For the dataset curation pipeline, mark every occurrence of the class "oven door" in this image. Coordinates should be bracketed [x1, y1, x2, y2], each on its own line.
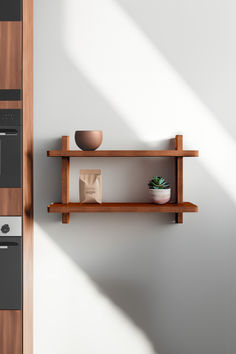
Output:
[0, 125, 22, 187]
[0, 237, 22, 309]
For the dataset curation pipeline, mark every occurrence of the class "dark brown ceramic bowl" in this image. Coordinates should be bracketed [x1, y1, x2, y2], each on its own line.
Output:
[75, 130, 103, 151]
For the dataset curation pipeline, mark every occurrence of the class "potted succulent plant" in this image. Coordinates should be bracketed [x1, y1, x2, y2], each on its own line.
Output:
[148, 176, 171, 204]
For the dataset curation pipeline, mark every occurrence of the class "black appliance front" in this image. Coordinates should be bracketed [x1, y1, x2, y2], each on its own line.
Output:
[0, 0, 22, 21]
[0, 236, 22, 309]
[0, 89, 22, 101]
[0, 109, 22, 188]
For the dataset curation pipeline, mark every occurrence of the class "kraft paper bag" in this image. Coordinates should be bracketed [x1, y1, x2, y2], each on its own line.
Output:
[79, 169, 102, 203]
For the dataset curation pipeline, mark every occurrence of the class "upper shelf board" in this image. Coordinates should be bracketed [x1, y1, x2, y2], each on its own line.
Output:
[47, 149, 199, 157]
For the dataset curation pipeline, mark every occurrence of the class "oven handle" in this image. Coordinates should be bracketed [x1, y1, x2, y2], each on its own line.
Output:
[0, 242, 19, 248]
[0, 129, 18, 136]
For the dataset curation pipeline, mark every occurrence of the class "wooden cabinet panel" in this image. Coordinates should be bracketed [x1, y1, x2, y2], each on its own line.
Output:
[0, 188, 22, 215]
[0, 22, 22, 89]
[0, 101, 22, 109]
[0, 311, 22, 354]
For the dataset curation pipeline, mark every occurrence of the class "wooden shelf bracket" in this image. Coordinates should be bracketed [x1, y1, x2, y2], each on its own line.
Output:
[175, 135, 184, 223]
[61, 136, 70, 223]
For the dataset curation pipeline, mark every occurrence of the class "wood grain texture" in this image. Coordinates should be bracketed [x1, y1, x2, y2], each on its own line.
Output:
[0, 188, 22, 215]
[48, 149, 199, 158]
[62, 136, 70, 223]
[0, 101, 22, 109]
[48, 202, 198, 214]
[0, 22, 22, 89]
[0, 311, 22, 354]
[23, 0, 33, 353]
[175, 135, 183, 223]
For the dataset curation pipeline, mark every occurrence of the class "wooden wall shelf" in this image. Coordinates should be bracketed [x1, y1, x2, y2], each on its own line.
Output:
[47, 135, 199, 224]
[48, 202, 198, 214]
[47, 150, 198, 158]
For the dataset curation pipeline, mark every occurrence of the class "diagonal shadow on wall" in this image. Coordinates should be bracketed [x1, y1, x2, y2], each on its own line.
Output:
[116, 0, 236, 141]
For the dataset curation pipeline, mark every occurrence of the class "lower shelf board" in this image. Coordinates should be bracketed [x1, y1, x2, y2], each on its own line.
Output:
[48, 202, 198, 214]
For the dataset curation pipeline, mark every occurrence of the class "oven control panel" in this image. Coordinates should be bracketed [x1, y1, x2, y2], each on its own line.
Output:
[0, 217, 22, 237]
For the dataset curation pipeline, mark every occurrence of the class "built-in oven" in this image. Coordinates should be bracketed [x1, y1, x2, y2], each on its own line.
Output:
[0, 109, 22, 188]
[0, 0, 22, 21]
[0, 217, 22, 310]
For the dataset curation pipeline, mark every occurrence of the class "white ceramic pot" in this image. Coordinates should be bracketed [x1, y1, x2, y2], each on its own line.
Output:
[149, 188, 171, 204]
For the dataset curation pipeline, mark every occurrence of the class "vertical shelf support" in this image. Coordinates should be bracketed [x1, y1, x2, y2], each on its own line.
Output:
[61, 136, 70, 223]
[175, 135, 183, 223]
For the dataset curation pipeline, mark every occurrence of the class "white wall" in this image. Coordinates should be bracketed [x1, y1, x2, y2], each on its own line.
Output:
[34, 1, 236, 353]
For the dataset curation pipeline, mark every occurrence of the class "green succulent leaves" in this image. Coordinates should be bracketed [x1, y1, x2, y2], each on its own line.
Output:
[148, 176, 170, 190]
